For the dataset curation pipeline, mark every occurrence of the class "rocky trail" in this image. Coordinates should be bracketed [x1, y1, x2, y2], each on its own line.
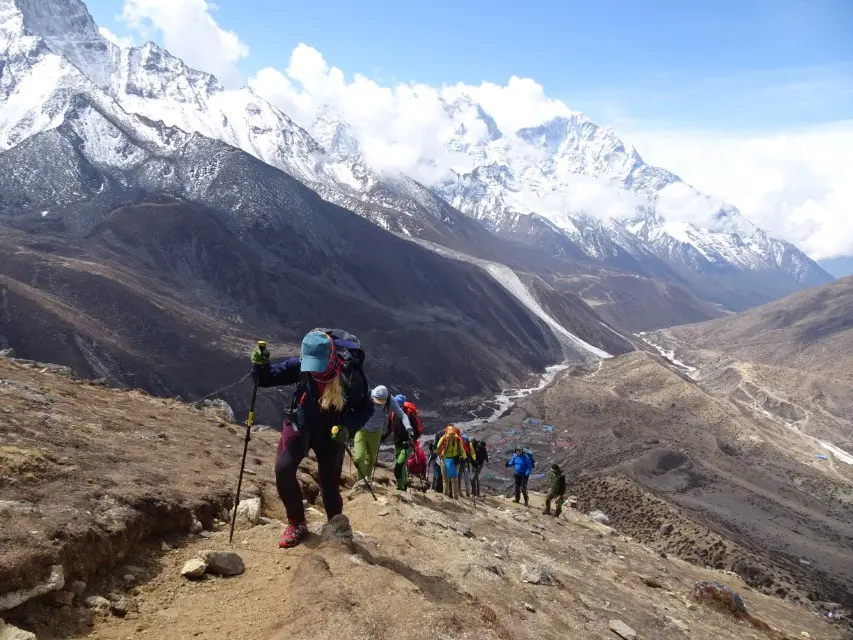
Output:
[6, 479, 849, 640]
[0, 355, 849, 639]
[0, 359, 849, 640]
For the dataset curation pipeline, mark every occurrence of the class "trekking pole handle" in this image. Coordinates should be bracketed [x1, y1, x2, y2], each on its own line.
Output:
[246, 341, 265, 433]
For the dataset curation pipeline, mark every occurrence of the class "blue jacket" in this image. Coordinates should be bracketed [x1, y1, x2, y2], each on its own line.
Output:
[506, 453, 532, 476]
[253, 357, 373, 436]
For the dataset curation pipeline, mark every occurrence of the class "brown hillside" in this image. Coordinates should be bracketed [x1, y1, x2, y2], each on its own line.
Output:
[0, 355, 847, 639]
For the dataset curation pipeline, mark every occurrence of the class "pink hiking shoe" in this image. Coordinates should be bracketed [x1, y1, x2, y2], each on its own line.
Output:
[279, 520, 308, 548]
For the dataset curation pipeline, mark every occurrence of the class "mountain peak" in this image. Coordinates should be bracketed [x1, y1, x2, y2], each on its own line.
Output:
[444, 95, 503, 142]
[9, 0, 117, 88]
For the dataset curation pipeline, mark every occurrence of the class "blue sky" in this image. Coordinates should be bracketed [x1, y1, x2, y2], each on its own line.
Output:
[87, 0, 852, 132]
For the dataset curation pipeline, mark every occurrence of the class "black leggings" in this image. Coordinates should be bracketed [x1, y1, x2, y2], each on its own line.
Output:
[514, 474, 529, 502]
[471, 464, 483, 496]
[430, 462, 443, 492]
[274, 421, 345, 524]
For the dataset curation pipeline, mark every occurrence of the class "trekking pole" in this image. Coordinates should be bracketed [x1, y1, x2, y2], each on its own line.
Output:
[229, 342, 263, 545]
[369, 438, 383, 484]
[334, 427, 377, 501]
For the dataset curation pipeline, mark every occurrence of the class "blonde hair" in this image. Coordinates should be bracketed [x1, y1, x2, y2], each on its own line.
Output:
[319, 373, 346, 412]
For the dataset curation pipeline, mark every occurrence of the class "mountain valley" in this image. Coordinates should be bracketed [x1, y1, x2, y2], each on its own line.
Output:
[0, 0, 851, 637]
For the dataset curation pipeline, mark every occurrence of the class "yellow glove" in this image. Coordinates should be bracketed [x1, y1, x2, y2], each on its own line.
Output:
[331, 425, 349, 444]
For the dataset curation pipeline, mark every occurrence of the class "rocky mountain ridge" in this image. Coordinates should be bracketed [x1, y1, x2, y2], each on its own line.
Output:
[0, 0, 833, 317]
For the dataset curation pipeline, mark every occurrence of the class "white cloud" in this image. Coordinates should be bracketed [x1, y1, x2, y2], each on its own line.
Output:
[624, 123, 853, 260]
[120, 0, 249, 87]
[250, 44, 468, 183]
[249, 44, 587, 185]
[443, 77, 574, 133]
[98, 27, 134, 49]
[248, 43, 851, 259]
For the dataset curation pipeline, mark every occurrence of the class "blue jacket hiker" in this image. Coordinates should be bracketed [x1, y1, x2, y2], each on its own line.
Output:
[507, 450, 532, 476]
[506, 447, 531, 505]
[251, 329, 373, 549]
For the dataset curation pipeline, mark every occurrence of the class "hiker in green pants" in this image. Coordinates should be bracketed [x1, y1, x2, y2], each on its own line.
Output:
[383, 394, 416, 490]
[353, 386, 411, 480]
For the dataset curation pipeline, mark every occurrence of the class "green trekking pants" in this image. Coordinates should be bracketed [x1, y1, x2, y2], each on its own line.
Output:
[394, 443, 412, 490]
[353, 429, 382, 480]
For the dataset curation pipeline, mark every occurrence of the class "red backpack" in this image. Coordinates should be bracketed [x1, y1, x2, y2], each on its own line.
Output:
[402, 401, 424, 438]
[407, 440, 427, 476]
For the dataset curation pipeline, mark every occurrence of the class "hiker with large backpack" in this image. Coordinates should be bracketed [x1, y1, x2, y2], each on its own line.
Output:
[470, 439, 489, 497]
[407, 439, 428, 490]
[355, 385, 411, 481]
[382, 394, 418, 490]
[506, 446, 532, 506]
[543, 464, 567, 517]
[436, 424, 465, 499]
[251, 329, 373, 548]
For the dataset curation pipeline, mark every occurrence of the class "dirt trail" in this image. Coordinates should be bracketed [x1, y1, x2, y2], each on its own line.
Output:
[0, 355, 848, 640]
[6, 475, 846, 640]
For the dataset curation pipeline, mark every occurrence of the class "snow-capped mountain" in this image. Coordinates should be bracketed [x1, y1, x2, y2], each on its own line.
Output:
[2, 0, 497, 254]
[0, 0, 832, 314]
[433, 97, 831, 297]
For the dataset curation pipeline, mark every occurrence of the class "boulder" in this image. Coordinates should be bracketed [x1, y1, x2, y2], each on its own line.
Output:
[0, 565, 65, 612]
[199, 399, 235, 423]
[321, 514, 355, 548]
[693, 580, 747, 617]
[659, 523, 675, 536]
[109, 597, 138, 618]
[200, 551, 245, 577]
[589, 510, 610, 525]
[69, 581, 87, 597]
[609, 619, 637, 640]
[181, 559, 207, 580]
[235, 497, 262, 527]
[84, 596, 111, 613]
[190, 517, 203, 534]
[0, 619, 37, 640]
[520, 564, 553, 585]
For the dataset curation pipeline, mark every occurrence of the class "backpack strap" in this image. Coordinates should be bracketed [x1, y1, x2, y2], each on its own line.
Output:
[288, 372, 312, 421]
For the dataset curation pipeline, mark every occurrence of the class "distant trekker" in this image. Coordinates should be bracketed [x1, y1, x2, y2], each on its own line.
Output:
[355, 385, 411, 481]
[459, 435, 474, 496]
[383, 394, 416, 490]
[470, 439, 489, 497]
[506, 446, 532, 505]
[436, 424, 465, 499]
[543, 464, 567, 517]
[427, 440, 443, 492]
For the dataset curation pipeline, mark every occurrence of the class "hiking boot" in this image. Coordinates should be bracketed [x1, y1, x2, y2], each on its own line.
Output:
[513, 498, 520, 503]
[279, 520, 308, 549]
